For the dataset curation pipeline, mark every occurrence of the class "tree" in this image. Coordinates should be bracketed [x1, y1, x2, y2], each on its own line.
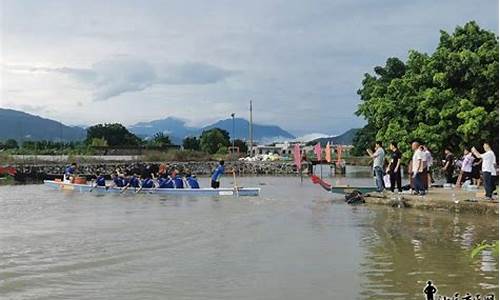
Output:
[199, 128, 230, 154]
[85, 123, 141, 147]
[355, 21, 499, 159]
[152, 132, 172, 147]
[233, 139, 248, 154]
[183, 136, 201, 151]
[4, 139, 18, 149]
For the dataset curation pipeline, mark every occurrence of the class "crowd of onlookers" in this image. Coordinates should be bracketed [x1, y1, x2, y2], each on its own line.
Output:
[367, 141, 498, 200]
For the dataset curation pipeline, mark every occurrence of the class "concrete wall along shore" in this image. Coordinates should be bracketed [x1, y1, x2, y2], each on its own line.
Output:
[13, 161, 299, 182]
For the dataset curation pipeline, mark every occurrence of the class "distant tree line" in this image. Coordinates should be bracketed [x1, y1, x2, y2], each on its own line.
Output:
[353, 21, 499, 158]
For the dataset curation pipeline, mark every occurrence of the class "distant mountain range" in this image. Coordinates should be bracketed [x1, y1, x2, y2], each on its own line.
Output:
[0, 108, 358, 145]
[0, 108, 86, 141]
[129, 117, 295, 143]
[308, 128, 359, 146]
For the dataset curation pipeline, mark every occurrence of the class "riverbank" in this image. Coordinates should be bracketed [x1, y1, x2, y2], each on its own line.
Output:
[363, 188, 499, 215]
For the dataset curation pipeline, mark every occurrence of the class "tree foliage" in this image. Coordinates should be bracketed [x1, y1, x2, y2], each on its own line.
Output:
[355, 21, 498, 158]
[86, 123, 141, 147]
[199, 128, 230, 154]
[233, 139, 248, 154]
[151, 132, 172, 147]
[182, 136, 201, 151]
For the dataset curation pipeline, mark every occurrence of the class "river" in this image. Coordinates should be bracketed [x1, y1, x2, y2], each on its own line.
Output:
[0, 176, 497, 299]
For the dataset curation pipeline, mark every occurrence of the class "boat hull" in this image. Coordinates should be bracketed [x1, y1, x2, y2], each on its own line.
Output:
[43, 180, 260, 197]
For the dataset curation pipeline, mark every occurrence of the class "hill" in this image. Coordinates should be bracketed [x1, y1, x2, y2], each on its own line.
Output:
[129, 117, 295, 142]
[0, 108, 86, 141]
[309, 128, 359, 146]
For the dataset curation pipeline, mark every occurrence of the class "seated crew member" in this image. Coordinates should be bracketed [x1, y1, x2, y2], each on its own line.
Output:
[95, 173, 106, 187]
[64, 163, 77, 183]
[186, 174, 200, 189]
[158, 176, 175, 188]
[141, 176, 155, 189]
[173, 172, 184, 188]
[110, 172, 125, 188]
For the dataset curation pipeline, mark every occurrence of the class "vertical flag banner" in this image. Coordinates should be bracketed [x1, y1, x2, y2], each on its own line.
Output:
[314, 142, 322, 161]
[337, 145, 343, 163]
[325, 142, 332, 163]
[293, 144, 301, 169]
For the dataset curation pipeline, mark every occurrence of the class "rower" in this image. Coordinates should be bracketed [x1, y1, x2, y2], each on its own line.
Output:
[122, 173, 140, 192]
[110, 172, 124, 188]
[185, 174, 200, 189]
[158, 176, 175, 188]
[141, 176, 155, 189]
[211, 160, 225, 189]
[95, 173, 106, 187]
[173, 171, 184, 189]
[64, 163, 77, 183]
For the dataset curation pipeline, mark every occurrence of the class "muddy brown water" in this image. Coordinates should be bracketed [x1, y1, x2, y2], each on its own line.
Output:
[0, 176, 497, 299]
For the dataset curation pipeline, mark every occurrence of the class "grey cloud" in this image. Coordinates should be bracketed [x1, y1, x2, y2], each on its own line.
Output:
[4, 58, 234, 101]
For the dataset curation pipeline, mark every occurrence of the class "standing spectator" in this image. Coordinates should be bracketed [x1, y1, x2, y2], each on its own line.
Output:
[472, 157, 482, 186]
[456, 147, 474, 187]
[472, 143, 497, 200]
[411, 141, 426, 195]
[367, 141, 385, 193]
[386, 142, 402, 192]
[441, 148, 455, 184]
[423, 145, 434, 188]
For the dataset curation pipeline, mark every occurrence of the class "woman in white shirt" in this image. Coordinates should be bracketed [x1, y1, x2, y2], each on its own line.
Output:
[457, 148, 474, 187]
[472, 143, 497, 200]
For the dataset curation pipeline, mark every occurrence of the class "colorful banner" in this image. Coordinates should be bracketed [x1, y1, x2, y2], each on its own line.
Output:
[314, 142, 322, 161]
[325, 142, 332, 163]
[337, 145, 343, 163]
[293, 143, 301, 169]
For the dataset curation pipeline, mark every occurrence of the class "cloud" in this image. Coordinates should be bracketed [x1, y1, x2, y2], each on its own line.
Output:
[3, 58, 234, 101]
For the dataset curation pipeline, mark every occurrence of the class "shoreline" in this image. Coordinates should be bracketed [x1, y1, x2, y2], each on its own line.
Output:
[363, 188, 498, 215]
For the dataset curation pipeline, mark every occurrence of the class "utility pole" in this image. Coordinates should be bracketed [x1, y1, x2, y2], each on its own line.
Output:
[231, 113, 235, 160]
[249, 100, 253, 157]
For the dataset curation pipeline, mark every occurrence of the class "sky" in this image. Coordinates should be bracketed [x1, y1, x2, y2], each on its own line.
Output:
[0, 0, 498, 136]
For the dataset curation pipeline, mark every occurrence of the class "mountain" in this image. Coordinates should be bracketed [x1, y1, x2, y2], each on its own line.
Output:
[128, 117, 198, 144]
[201, 118, 295, 141]
[309, 128, 359, 146]
[129, 117, 295, 143]
[0, 108, 86, 141]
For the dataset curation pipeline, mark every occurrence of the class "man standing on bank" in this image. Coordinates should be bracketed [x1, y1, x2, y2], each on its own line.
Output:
[211, 160, 225, 189]
[387, 142, 402, 192]
[472, 143, 497, 200]
[367, 141, 385, 193]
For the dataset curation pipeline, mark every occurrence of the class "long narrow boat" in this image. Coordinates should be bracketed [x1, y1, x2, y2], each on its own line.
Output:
[310, 175, 378, 194]
[44, 180, 261, 197]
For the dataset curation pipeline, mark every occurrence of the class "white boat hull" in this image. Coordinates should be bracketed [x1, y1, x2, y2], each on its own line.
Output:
[43, 180, 260, 197]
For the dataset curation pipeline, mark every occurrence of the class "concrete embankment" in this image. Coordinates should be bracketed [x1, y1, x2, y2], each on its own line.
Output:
[12, 161, 299, 183]
[363, 189, 498, 215]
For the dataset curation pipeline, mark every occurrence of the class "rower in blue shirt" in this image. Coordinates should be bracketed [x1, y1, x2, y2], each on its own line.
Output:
[211, 160, 225, 189]
[158, 176, 175, 188]
[141, 177, 155, 189]
[121, 173, 140, 193]
[95, 174, 106, 187]
[64, 163, 77, 183]
[110, 173, 124, 188]
[173, 174, 184, 189]
[186, 174, 200, 189]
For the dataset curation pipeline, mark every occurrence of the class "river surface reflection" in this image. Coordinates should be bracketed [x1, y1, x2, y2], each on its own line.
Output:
[0, 176, 497, 299]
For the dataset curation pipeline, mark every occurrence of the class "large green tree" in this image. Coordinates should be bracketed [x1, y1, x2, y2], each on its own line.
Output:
[183, 136, 201, 151]
[199, 128, 230, 154]
[355, 21, 498, 158]
[86, 123, 141, 147]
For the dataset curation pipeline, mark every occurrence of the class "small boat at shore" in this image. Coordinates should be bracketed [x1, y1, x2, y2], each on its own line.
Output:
[310, 175, 378, 194]
[44, 180, 261, 197]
